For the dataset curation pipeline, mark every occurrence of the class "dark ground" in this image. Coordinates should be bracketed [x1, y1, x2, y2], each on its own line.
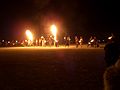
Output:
[0, 47, 105, 90]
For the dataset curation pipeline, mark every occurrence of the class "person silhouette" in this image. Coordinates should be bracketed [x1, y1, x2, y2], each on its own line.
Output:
[104, 33, 120, 67]
[103, 59, 120, 90]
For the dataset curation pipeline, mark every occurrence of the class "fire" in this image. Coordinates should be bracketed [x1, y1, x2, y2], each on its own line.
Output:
[50, 25, 57, 41]
[26, 30, 33, 41]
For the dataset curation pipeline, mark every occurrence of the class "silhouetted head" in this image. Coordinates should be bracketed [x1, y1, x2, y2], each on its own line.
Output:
[111, 32, 120, 43]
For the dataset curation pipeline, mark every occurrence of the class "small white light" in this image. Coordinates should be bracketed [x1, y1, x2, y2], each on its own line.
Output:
[25, 40, 27, 42]
[8, 41, 10, 43]
[91, 39, 94, 42]
[2, 40, 4, 42]
[108, 36, 112, 40]
[41, 36, 44, 39]
[16, 40, 18, 43]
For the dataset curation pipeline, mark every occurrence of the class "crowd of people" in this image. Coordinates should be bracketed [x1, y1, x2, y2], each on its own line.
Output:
[0, 35, 101, 48]
[0, 33, 120, 89]
[63, 36, 99, 48]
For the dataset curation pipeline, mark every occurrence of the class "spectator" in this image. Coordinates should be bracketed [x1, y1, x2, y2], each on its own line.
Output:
[104, 34, 120, 67]
[75, 36, 79, 48]
[103, 59, 120, 90]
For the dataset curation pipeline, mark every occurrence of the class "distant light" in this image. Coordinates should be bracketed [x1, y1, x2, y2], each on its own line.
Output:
[108, 36, 112, 40]
[25, 40, 28, 42]
[44, 40, 47, 43]
[8, 41, 10, 44]
[16, 40, 18, 43]
[88, 42, 91, 44]
[41, 36, 44, 39]
[90, 39, 94, 42]
[2, 40, 4, 42]
[79, 41, 81, 43]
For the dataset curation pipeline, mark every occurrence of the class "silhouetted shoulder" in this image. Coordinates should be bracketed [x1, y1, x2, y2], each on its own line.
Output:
[104, 66, 120, 90]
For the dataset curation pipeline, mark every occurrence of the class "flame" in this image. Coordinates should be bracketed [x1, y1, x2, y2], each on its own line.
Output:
[26, 30, 33, 41]
[51, 25, 57, 41]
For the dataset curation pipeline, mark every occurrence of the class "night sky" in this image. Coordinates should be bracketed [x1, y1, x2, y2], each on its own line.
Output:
[0, 0, 120, 40]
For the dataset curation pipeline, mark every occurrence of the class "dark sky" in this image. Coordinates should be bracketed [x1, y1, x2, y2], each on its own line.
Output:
[0, 0, 120, 40]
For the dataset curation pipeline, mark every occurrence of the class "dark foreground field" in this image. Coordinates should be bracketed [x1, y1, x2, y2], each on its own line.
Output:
[0, 47, 105, 90]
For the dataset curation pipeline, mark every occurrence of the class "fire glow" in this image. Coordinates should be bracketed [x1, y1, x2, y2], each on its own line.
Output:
[26, 30, 33, 41]
[50, 25, 57, 41]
